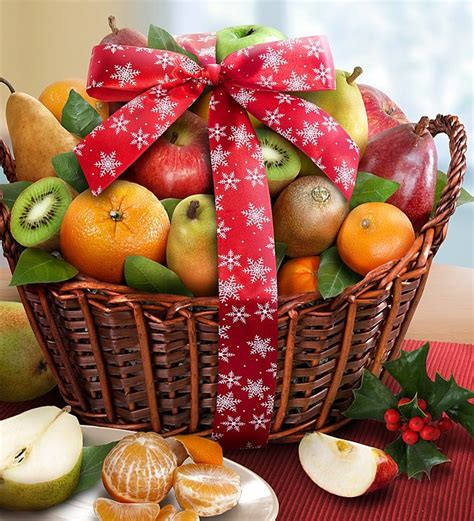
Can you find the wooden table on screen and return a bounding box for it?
[0,263,473,343]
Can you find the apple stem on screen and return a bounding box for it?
[414,116,430,137]
[108,15,119,35]
[170,131,179,145]
[347,66,363,85]
[187,200,200,220]
[0,78,15,94]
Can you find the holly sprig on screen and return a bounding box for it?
[344,343,474,480]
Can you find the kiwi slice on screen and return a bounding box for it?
[256,128,301,197]
[10,177,75,251]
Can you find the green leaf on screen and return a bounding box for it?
[52,152,88,193]
[384,343,433,399]
[317,246,361,299]
[75,441,117,494]
[448,401,474,436]
[0,181,32,209]
[434,170,474,210]
[406,440,449,479]
[61,90,103,138]
[10,248,78,286]
[428,373,474,419]
[124,256,193,297]
[350,171,399,209]
[344,369,398,421]
[385,437,407,475]
[275,241,287,271]
[148,25,199,63]
[398,393,427,421]
[161,198,182,221]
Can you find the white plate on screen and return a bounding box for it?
[1,425,279,521]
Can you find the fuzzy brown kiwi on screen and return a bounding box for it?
[273,176,349,257]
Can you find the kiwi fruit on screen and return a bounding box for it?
[256,128,301,197]
[273,175,349,257]
[10,177,76,251]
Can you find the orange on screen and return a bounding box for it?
[39,78,109,121]
[337,202,415,276]
[174,435,224,466]
[174,463,241,517]
[94,498,161,521]
[156,504,177,520]
[102,432,177,503]
[60,180,170,283]
[278,256,320,295]
[173,511,200,521]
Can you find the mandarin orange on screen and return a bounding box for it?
[278,256,320,295]
[174,435,224,466]
[94,498,161,521]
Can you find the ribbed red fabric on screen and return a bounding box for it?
[1,340,472,520]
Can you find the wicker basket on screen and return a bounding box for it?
[0,114,467,443]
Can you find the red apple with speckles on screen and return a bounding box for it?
[100,15,147,47]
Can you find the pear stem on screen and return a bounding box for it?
[187,200,200,220]
[347,66,363,85]
[0,78,15,94]
[108,15,119,35]
[414,116,430,137]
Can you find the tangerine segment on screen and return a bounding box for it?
[156,504,177,521]
[173,510,200,521]
[174,435,224,466]
[102,432,177,503]
[94,498,160,521]
[174,463,241,517]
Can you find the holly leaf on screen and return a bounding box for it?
[406,440,450,479]
[275,241,287,271]
[75,441,117,494]
[317,246,361,299]
[385,437,407,475]
[161,198,182,221]
[350,171,399,209]
[61,90,103,138]
[0,181,32,209]
[344,369,398,421]
[398,393,427,421]
[428,373,474,420]
[447,401,474,436]
[434,170,474,210]
[52,152,88,193]
[384,343,433,399]
[148,25,199,63]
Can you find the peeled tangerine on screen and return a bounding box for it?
[299,432,398,497]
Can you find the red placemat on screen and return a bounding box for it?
[1,340,473,520]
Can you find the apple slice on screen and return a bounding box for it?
[299,432,397,497]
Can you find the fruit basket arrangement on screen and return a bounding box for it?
[0,19,468,447]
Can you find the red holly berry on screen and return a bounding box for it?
[386,422,401,432]
[417,398,427,410]
[431,426,441,441]
[408,416,425,432]
[438,417,454,432]
[420,425,436,441]
[398,397,411,407]
[402,429,419,445]
[384,408,401,424]
[400,424,408,432]
[423,412,432,423]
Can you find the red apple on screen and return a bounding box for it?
[359,84,409,139]
[299,432,398,497]
[127,111,213,199]
[100,15,147,47]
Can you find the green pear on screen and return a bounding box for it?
[0,302,56,402]
[0,406,83,510]
[297,67,368,174]
[166,195,217,297]
[1,78,80,182]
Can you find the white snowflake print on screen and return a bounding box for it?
[297,121,324,146]
[303,39,325,59]
[232,88,257,108]
[283,71,309,91]
[242,378,270,399]
[152,123,168,140]
[334,160,356,191]
[94,151,122,177]
[266,362,278,378]
[209,97,220,111]
[130,128,150,151]
[262,107,284,127]
[322,115,338,132]
[110,113,130,135]
[219,325,231,340]
[152,96,179,120]
[247,335,274,359]
[219,370,242,389]
[243,257,271,284]
[245,441,262,449]
[251,149,265,169]
[199,46,215,58]
[276,93,293,105]
[346,138,358,150]
[218,171,240,191]
[219,275,244,302]
[104,43,124,54]
[222,415,245,432]
[216,391,242,413]
[298,99,320,114]
[217,219,232,239]
[211,432,224,441]
[218,345,235,363]
[73,143,85,156]
[198,34,215,43]
[236,47,251,57]
[208,123,227,142]
[210,144,231,168]
[215,194,224,211]
[265,278,278,303]
[257,74,277,89]
[226,305,251,324]
[259,47,288,72]
[154,52,174,70]
[179,56,201,76]
[276,37,302,50]
[255,301,276,321]
[262,394,275,415]
[89,124,105,138]
[266,235,275,251]
[150,85,168,98]
[91,186,103,196]
[250,413,271,430]
[275,127,296,144]
[229,124,254,150]
[135,46,153,53]
[126,96,145,114]
[87,79,104,89]
[244,167,266,188]
[218,249,242,271]
[242,203,270,231]
[111,62,140,88]
[313,63,332,85]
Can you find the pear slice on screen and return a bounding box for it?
[0,406,83,511]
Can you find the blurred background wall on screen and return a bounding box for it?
[0,0,472,267]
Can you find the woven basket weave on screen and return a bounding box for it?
[0,114,467,442]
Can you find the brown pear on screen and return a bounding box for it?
[1,79,80,182]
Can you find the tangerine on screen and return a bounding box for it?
[278,256,320,295]
[337,202,415,276]
[174,435,224,466]
[173,511,200,521]
[60,181,170,283]
[94,498,161,521]
[156,504,177,520]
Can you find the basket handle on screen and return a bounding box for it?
[0,139,19,268]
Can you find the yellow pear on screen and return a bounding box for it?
[1,79,80,182]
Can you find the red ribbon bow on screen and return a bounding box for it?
[75,33,359,449]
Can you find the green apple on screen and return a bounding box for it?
[0,406,83,510]
[216,24,287,62]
